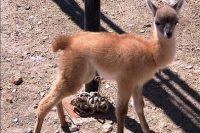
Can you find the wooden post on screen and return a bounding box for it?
[84,0,100,92]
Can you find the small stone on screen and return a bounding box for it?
[6,58,11,62]
[13,76,23,85]
[37,21,42,25]
[13,118,19,122]
[49,64,57,68]
[102,123,113,133]
[16,4,22,8]
[28,16,34,19]
[12,88,17,92]
[36,29,42,34]
[140,29,145,33]
[152,106,157,110]
[25,6,31,10]
[143,24,151,28]
[33,103,38,109]
[185,65,193,69]
[69,124,79,132]
[105,84,110,89]
[27,127,33,133]
[6,97,13,103]
[55,129,59,133]
[40,92,45,97]
[42,36,48,41]
[106,120,113,124]
[52,107,56,111]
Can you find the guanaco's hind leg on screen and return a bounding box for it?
[34,88,62,133]
[116,80,133,133]
[132,86,150,133]
[34,78,82,133]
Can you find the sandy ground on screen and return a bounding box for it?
[1,0,200,133]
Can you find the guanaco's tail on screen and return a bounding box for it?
[52,35,71,52]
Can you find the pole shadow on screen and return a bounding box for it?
[52,0,200,132]
[52,0,125,33]
[144,69,200,132]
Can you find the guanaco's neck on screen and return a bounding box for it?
[151,26,176,69]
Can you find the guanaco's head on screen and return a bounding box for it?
[146,0,184,39]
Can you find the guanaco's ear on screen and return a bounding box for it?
[146,0,157,16]
[172,0,184,13]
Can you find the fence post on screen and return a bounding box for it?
[84,0,100,92]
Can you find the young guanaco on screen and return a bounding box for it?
[34,0,184,132]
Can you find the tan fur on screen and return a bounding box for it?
[34,1,182,133]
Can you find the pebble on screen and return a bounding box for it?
[40,92,45,97]
[49,64,57,68]
[13,118,19,122]
[12,88,17,93]
[105,84,110,89]
[140,29,145,33]
[143,24,151,28]
[13,76,23,85]
[27,127,33,133]
[102,123,113,133]
[33,103,38,109]
[25,6,31,10]
[6,97,13,103]
[69,124,79,132]
[106,120,113,124]
[42,36,49,41]
[37,21,42,25]
[16,4,22,8]
[185,65,193,69]
[52,107,56,111]
[28,16,34,19]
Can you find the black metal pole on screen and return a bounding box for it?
[84,0,100,92]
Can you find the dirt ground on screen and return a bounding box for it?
[1,0,200,133]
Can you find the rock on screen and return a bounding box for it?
[106,120,113,124]
[6,97,13,103]
[12,88,17,92]
[49,64,57,68]
[37,21,42,25]
[69,124,79,132]
[33,103,38,109]
[102,123,113,133]
[105,84,110,89]
[42,36,49,41]
[143,24,151,28]
[52,107,56,111]
[25,6,31,10]
[16,4,22,8]
[55,129,59,133]
[185,65,193,69]
[28,16,34,19]
[140,29,145,33]
[13,118,19,122]
[13,76,23,85]
[27,127,33,133]
[39,92,45,97]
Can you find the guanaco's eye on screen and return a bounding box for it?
[155,21,161,26]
